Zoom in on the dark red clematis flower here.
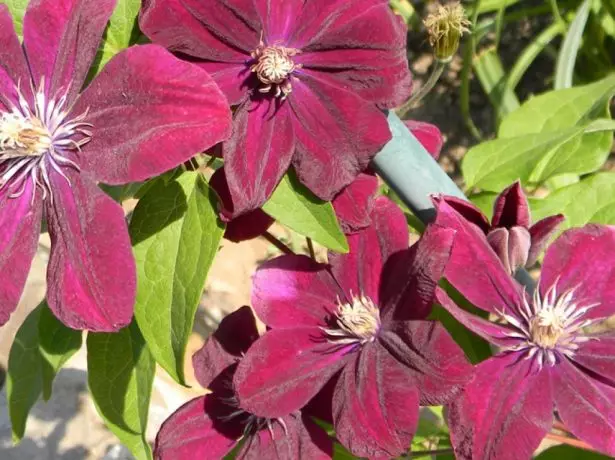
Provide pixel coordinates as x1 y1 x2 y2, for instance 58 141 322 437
231 198 473 458
140 0 413 218
154 306 333 460
0 0 232 331
442 182 564 274
432 197 615 459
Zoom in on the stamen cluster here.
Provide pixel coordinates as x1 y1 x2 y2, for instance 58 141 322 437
250 42 302 99
322 294 381 345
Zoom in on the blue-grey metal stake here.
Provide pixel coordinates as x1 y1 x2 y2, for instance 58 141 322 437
371 111 536 291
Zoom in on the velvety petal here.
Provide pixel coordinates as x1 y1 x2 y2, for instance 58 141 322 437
486 227 511 274
140 0 259 60
240 413 333 460
291 0 411 107
196 62 251 106
331 173 379 234
72 45 232 185
255 0 304 43
222 99 294 218
0 5 32 109
192 306 260 388
447 353 553 460
329 197 408 307
404 120 444 160
333 343 419 459
432 196 522 315
209 168 273 242
570 335 615 387
0 183 42 326
540 225 615 320
527 214 565 266
251 255 339 328
508 226 531 272
438 196 490 234
552 358 615 456
154 395 241 460
45 171 135 331
379 223 454 322
289 72 391 201
491 181 531 229
379 320 473 406
234 327 349 418
23 0 116 103
435 288 517 348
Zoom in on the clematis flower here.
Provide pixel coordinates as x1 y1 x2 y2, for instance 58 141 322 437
441 182 564 274
140 0 412 218
232 197 473 458
0 0 231 331
432 197 615 459
155 306 333 460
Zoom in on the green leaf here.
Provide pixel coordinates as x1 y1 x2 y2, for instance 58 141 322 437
5 0 28 38
130 171 224 385
263 171 349 253
7 302 82 442
473 47 520 121
554 0 592 90
87 321 155 460
535 444 610 459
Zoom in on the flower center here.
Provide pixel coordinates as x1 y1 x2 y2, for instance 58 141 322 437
250 41 301 99
323 294 381 345
529 309 565 349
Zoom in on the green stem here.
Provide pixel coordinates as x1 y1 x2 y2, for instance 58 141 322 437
306 237 316 260
262 231 295 255
397 61 447 117
548 0 565 25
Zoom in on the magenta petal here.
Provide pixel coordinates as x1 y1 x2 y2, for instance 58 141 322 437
290 72 391 201
223 99 294 218
491 181 531 229
404 120 444 160
438 196 490 234
333 344 419 459
23 0 115 102
192 306 260 388
140 0 259 59
0 183 42 326
45 172 135 331
570 335 615 387
540 225 615 320
233 327 349 418
552 359 615 456
447 354 552 460
329 197 408 306
255 0 304 43
527 214 565 266
154 396 240 460
331 173 379 234
73 44 232 185
251 255 339 328
196 62 250 106
380 320 473 405
0 5 32 109
432 197 522 315
486 227 511 273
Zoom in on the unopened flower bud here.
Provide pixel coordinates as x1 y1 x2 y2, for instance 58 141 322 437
424 2 471 63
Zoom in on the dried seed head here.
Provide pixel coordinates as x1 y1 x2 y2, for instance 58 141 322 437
424 2 471 62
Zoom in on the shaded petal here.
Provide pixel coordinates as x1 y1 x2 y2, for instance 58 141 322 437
540 225 615 320
251 255 339 328
196 62 251 106
405 120 443 160
255 0 304 43
209 168 273 242
435 288 517 348
233 327 349 418
486 227 511 274
379 320 473 405
331 172 379 234
333 343 419 459
23 0 115 103
447 353 552 460
552 358 615 456
438 196 490 234
289 72 391 201
222 99 294 218
154 395 241 460
527 214 565 266
508 226 531 272
291 0 411 107
491 181 531 229
329 197 408 306
0 183 42 326
0 5 32 109
140 0 259 60
432 196 522 315
73 45 232 185
45 171 135 331
192 306 260 388
571 335 615 387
